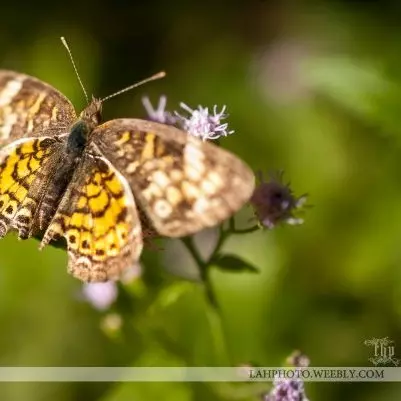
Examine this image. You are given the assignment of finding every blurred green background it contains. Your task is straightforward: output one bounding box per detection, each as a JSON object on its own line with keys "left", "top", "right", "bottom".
{"left": 0, "top": 0, "right": 401, "bottom": 400}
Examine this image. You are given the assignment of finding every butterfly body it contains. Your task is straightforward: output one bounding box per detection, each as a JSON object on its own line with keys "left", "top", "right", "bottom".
{"left": 67, "top": 121, "right": 90, "bottom": 153}
{"left": 0, "top": 70, "right": 255, "bottom": 282}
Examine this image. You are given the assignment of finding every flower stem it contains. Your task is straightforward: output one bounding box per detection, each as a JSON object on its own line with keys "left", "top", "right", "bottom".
{"left": 181, "top": 236, "right": 218, "bottom": 307}
{"left": 181, "top": 218, "right": 258, "bottom": 307}
{"left": 181, "top": 236, "right": 206, "bottom": 272}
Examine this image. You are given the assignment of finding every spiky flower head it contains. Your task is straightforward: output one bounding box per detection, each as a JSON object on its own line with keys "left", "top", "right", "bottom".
{"left": 263, "top": 351, "right": 310, "bottom": 401}
{"left": 175, "top": 103, "right": 234, "bottom": 140}
{"left": 250, "top": 171, "right": 307, "bottom": 229}
{"left": 142, "top": 96, "right": 234, "bottom": 140}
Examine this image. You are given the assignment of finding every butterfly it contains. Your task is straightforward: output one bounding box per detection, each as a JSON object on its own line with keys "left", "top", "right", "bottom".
{"left": 0, "top": 65, "right": 254, "bottom": 282}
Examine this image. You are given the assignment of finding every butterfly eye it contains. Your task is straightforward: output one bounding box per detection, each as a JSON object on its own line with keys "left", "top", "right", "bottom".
{"left": 90, "top": 100, "right": 102, "bottom": 125}
{"left": 79, "top": 100, "right": 102, "bottom": 127}
{"left": 93, "top": 110, "right": 102, "bottom": 125}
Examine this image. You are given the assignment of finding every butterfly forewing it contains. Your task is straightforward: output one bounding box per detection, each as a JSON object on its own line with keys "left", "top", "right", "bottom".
{"left": 92, "top": 119, "right": 255, "bottom": 237}
{"left": 0, "top": 70, "right": 76, "bottom": 146}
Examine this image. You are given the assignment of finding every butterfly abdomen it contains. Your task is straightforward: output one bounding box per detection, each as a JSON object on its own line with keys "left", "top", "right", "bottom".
{"left": 34, "top": 156, "right": 77, "bottom": 233}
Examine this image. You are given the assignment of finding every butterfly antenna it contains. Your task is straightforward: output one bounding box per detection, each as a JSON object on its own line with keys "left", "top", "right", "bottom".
{"left": 101, "top": 71, "right": 166, "bottom": 102}
{"left": 60, "top": 36, "right": 89, "bottom": 104}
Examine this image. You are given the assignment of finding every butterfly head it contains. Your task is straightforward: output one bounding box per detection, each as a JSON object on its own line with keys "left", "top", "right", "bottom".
{"left": 80, "top": 97, "right": 102, "bottom": 130}
{"left": 67, "top": 98, "right": 103, "bottom": 153}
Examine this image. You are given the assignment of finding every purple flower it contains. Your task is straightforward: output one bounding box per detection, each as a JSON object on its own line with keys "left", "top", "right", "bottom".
{"left": 264, "top": 352, "right": 310, "bottom": 401}
{"left": 142, "top": 96, "right": 177, "bottom": 125}
{"left": 250, "top": 171, "right": 307, "bottom": 229}
{"left": 142, "top": 96, "right": 234, "bottom": 141}
{"left": 82, "top": 281, "right": 118, "bottom": 311}
{"left": 175, "top": 103, "right": 234, "bottom": 140}
{"left": 264, "top": 379, "right": 309, "bottom": 401}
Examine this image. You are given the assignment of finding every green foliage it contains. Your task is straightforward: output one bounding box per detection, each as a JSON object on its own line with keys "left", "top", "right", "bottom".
{"left": 212, "top": 254, "right": 259, "bottom": 274}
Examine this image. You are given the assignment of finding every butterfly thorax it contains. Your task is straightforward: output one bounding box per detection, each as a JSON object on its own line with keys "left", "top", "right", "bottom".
{"left": 66, "top": 98, "right": 102, "bottom": 155}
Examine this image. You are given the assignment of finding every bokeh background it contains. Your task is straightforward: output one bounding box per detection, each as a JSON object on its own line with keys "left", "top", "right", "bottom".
{"left": 0, "top": 0, "right": 401, "bottom": 400}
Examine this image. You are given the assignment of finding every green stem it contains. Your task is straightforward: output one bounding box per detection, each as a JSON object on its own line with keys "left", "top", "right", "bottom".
{"left": 181, "top": 236, "right": 206, "bottom": 271}
{"left": 181, "top": 219, "right": 259, "bottom": 307}
{"left": 180, "top": 218, "right": 259, "bottom": 366}
{"left": 207, "top": 226, "right": 229, "bottom": 265}
{"left": 181, "top": 236, "right": 218, "bottom": 307}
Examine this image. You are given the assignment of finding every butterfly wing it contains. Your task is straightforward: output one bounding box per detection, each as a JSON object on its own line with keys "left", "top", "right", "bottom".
{"left": 91, "top": 119, "right": 255, "bottom": 237}
{"left": 41, "top": 143, "right": 143, "bottom": 282}
{"left": 0, "top": 136, "right": 65, "bottom": 239}
{"left": 0, "top": 70, "right": 76, "bottom": 146}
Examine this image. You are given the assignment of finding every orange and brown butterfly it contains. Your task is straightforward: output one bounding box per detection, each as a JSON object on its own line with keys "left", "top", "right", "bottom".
{"left": 0, "top": 40, "right": 255, "bottom": 282}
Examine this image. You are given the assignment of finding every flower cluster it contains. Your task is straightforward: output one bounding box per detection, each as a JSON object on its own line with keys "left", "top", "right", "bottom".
{"left": 142, "top": 96, "right": 234, "bottom": 140}
{"left": 80, "top": 97, "right": 308, "bottom": 314}
{"left": 263, "top": 352, "right": 310, "bottom": 401}
{"left": 176, "top": 103, "right": 234, "bottom": 140}
{"left": 250, "top": 171, "right": 307, "bottom": 229}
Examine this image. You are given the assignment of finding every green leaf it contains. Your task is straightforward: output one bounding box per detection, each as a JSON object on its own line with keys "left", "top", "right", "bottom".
{"left": 211, "top": 254, "right": 259, "bottom": 273}
{"left": 148, "top": 282, "right": 194, "bottom": 315}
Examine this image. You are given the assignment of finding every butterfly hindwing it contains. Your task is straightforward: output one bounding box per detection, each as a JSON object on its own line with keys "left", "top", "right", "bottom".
{"left": 0, "top": 70, "right": 76, "bottom": 146}
{"left": 41, "top": 144, "right": 143, "bottom": 282}
{"left": 92, "top": 119, "right": 255, "bottom": 237}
